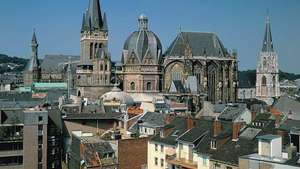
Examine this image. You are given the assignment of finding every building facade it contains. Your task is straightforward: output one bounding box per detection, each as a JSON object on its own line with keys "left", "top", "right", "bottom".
{"left": 163, "top": 32, "right": 238, "bottom": 104}
{"left": 76, "top": 0, "right": 113, "bottom": 99}
{"left": 122, "top": 14, "right": 163, "bottom": 94}
{"left": 23, "top": 31, "right": 41, "bottom": 86}
{"left": 256, "top": 16, "right": 280, "bottom": 105}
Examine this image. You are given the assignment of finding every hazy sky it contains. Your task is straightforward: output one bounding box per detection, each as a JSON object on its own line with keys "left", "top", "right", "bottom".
{"left": 0, "top": 0, "right": 299, "bottom": 73}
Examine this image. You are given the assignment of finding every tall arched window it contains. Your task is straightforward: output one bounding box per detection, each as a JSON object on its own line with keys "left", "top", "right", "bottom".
{"left": 262, "top": 76, "right": 267, "bottom": 86}
{"left": 146, "top": 82, "right": 152, "bottom": 91}
{"left": 90, "top": 43, "right": 94, "bottom": 59}
{"left": 130, "top": 82, "right": 135, "bottom": 91}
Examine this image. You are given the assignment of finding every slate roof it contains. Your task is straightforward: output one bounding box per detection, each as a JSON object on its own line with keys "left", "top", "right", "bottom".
{"left": 278, "top": 119, "right": 300, "bottom": 132}
{"left": 164, "top": 32, "right": 228, "bottom": 57}
{"left": 129, "top": 112, "right": 165, "bottom": 133}
{"left": 151, "top": 117, "right": 188, "bottom": 146}
{"left": 41, "top": 55, "right": 79, "bottom": 73}
{"left": 63, "top": 113, "right": 122, "bottom": 120}
{"left": 218, "top": 104, "right": 248, "bottom": 121}
{"left": 210, "top": 138, "right": 258, "bottom": 166}
{"left": 273, "top": 96, "right": 300, "bottom": 120}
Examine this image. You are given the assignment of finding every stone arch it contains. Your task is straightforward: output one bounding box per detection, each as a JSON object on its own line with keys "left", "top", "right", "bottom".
{"left": 164, "top": 61, "right": 185, "bottom": 91}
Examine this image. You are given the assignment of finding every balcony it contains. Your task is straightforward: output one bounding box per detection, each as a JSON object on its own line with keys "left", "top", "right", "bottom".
{"left": 166, "top": 155, "right": 197, "bottom": 169}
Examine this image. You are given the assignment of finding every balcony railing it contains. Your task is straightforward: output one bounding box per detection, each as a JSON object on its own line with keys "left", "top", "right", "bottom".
{"left": 166, "top": 155, "right": 197, "bottom": 169}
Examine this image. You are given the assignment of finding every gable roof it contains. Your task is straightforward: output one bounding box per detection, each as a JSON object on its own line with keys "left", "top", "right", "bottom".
{"left": 164, "top": 32, "right": 228, "bottom": 58}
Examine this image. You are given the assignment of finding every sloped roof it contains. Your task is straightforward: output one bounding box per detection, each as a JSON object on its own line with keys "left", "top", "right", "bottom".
{"left": 219, "top": 104, "right": 248, "bottom": 121}
{"left": 165, "top": 32, "right": 228, "bottom": 57}
{"left": 41, "top": 55, "right": 79, "bottom": 73}
{"left": 273, "top": 96, "right": 300, "bottom": 120}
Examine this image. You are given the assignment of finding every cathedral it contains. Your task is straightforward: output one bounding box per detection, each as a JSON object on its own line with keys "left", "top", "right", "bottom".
{"left": 76, "top": 0, "right": 238, "bottom": 104}
{"left": 256, "top": 16, "right": 280, "bottom": 104}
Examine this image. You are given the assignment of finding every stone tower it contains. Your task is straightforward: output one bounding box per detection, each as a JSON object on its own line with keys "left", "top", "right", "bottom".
{"left": 256, "top": 16, "right": 280, "bottom": 105}
{"left": 23, "top": 30, "right": 41, "bottom": 86}
{"left": 76, "top": 0, "right": 113, "bottom": 99}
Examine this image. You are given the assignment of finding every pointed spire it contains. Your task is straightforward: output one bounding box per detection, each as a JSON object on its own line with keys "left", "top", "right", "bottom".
{"left": 262, "top": 14, "right": 274, "bottom": 52}
{"left": 81, "top": 13, "right": 86, "bottom": 32}
{"left": 26, "top": 30, "right": 39, "bottom": 71}
{"left": 88, "top": 0, "right": 103, "bottom": 30}
{"left": 102, "top": 12, "right": 108, "bottom": 31}
{"left": 32, "top": 29, "right": 38, "bottom": 44}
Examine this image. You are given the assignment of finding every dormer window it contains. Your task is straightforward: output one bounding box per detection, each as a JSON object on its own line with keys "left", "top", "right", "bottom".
{"left": 211, "top": 140, "right": 217, "bottom": 149}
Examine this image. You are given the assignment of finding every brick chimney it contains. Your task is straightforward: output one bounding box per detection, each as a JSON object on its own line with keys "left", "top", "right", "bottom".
{"left": 165, "top": 114, "right": 175, "bottom": 124}
{"left": 187, "top": 116, "right": 194, "bottom": 130}
{"left": 232, "top": 122, "right": 242, "bottom": 141}
{"left": 213, "top": 118, "right": 221, "bottom": 137}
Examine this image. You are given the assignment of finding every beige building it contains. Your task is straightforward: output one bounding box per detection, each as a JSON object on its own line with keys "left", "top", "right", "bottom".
{"left": 23, "top": 108, "right": 48, "bottom": 169}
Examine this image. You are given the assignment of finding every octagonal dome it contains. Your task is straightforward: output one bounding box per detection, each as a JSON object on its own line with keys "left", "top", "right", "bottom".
{"left": 123, "top": 14, "right": 162, "bottom": 64}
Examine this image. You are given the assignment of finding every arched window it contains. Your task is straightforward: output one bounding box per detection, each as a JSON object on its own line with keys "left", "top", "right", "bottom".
{"left": 272, "top": 76, "right": 276, "bottom": 87}
{"left": 146, "top": 82, "right": 152, "bottom": 91}
{"left": 105, "top": 63, "right": 108, "bottom": 71}
{"left": 90, "top": 43, "right": 94, "bottom": 59}
{"left": 78, "top": 90, "right": 81, "bottom": 97}
{"left": 262, "top": 76, "right": 267, "bottom": 86}
{"left": 100, "top": 64, "right": 103, "bottom": 71}
{"left": 130, "top": 82, "right": 135, "bottom": 91}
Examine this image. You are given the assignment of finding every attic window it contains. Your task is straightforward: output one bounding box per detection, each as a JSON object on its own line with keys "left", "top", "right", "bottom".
{"left": 211, "top": 140, "right": 217, "bottom": 149}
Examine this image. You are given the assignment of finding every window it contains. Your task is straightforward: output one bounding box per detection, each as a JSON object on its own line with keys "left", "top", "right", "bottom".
{"left": 155, "top": 157, "right": 158, "bottom": 165}
{"left": 155, "top": 144, "right": 158, "bottom": 151}
{"left": 214, "top": 163, "right": 221, "bottom": 169}
{"left": 262, "top": 76, "right": 267, "bottom": 86}
{"left": 38, "top": 116, "right": 43, "bottom": 122}
{"left": 160, "top": 145, "right": 164, "bottom": 153}
{"left": 144, "top": 128, "right": 147, "bottom": 133}
{"left": 146, "top": 82, "right": 152, "bottom": 91}
{"left": 130, "top": 82, "right": 135, "bottom": 91}
{"left": 211, "top": 140, "right": 217, "bottom": 149}
{"left": 160, "top": 159, "right": 164, "bottom": 167}
{"left": 203, "top": 157, "right": 207, "bottom": 166}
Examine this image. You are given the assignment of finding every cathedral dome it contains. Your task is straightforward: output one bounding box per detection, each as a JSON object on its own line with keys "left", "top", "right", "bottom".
{"left": 123, "top": 14, "right": 162, "bottom": 64}
{"left": 101, "top": 85, "right": 134, "bottom": 106}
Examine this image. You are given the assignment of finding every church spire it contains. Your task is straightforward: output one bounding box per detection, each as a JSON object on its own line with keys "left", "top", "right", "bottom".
{"left": 262, "top": 15, "right": 274, "bottom": 52}
{"left": 26, "top": 30, "right": 39, "bottom": 72}
{"left": 88, "top": 0, "right": 103, "bottom": 30}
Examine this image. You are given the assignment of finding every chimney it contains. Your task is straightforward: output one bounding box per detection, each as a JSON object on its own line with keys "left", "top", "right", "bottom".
{"left": 187, "top": 116, "right": 194, "bottom": 130}
{"left": 251, "top": 111, "right": 257, "bottom": 121}
{"left": 213, "top": 118, "right": 222, "bottom": 137}
{"left": 232, "top": 122, "right": 242, "bottom": 141}
{"left": 165, "top": 114, "right": 174, "bottom": 124}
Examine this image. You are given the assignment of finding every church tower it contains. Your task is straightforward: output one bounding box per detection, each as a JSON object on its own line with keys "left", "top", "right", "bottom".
{"left": 256, "top": 16, "right": 280, "bottom": 105}
{"left": 76, "top": 0, "right": 113, "bottom": 99}
{"left": 23, "top": 30, "right": 41, "bottom": 86}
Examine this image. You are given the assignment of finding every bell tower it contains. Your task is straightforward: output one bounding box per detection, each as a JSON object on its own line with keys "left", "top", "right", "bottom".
{"left": 256, "top": 15, "right": 280, "bottom": 105}
{"left": 77, "top": 0, "right": 113, "bottom": 99}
